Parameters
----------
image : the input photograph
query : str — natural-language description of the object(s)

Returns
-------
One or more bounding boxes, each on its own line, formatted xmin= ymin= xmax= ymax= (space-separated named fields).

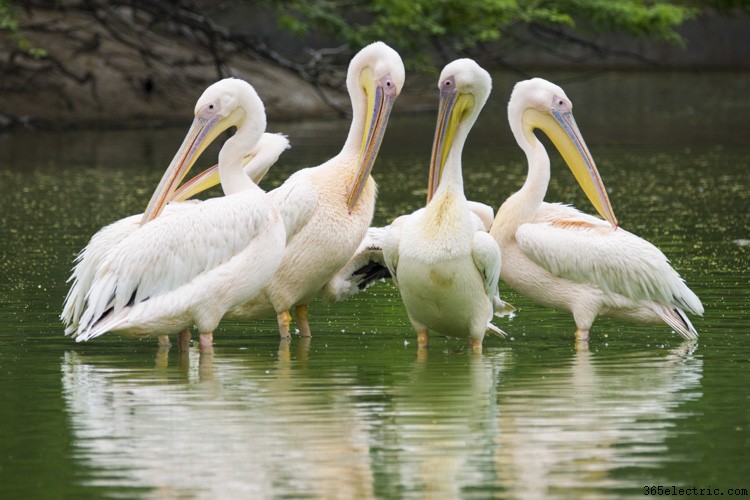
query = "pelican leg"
xmin=416 ymin=344 xmax=428 ymax=364
xmin=417 ymin=329 xmax=429 ymax=348
xmin=468 ymin=337 xmax=483 ymax=354
xmin=199 ymin=331 xmax=214 ymax=354
xmin=575 ymin=328 xmax=590 ymax=342
xmin=277 ymin=310 xmax=293 ymax=338
xmin=157 ymin=335 xmax=171 ymax=347
xmin=295 ymin=304 xmax=311 ymax=337
xmin=178 ymin=329 xmax=191 ymax=352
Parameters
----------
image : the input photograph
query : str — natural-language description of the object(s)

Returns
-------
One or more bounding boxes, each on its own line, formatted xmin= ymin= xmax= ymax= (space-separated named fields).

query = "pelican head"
xmin=345 ymin=41 xmax=405 ymax=212
xmin=509 ymin=78 xmax=618 ymax=227
xmin=428 ymin=58 xmax=492 ymax=202
xmin=141 ymin=78 xmax=265 ymax=223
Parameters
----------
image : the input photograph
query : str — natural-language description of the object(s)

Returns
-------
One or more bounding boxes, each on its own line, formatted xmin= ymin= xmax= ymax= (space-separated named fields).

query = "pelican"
xmin=174 ymin=41 xmax=404 ymax=338
xmin=380 ymin=59 xmax=507 ymax=352
xmin=489 ymin=77 xmax=703 ymax=341
xmin=61 ymin=78 xmax=287 ymax=351
xmin=61 ymin=131 xmax=289 ymax=348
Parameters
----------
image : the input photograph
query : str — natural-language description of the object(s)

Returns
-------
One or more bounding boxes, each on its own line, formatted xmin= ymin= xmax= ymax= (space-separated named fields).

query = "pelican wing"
xmin=268 ymin=170 xmax=319 ymax=241
xmin=468 ymin=201 xmax=494 ymax=231
xmin=321 ymin=226 xmax=390 ymax=303
xmin=61 ymin=213 xmax=141 ymax=334
xmin=472 ymin=230 xmax=514 ymax=329
xmin=471 ymin=231 xmax=501 ymax=298
xmin=61 ymin=202 xmax=202 ymax=334
xmin=245 ymin=133 xmax=291 ymax=185
xmin=516 ymin=203 xmax=703 ymax=314
xmin=382 ymin=214 xmax=408 ymax=288
xmin=77 ymin=194 xmax=272 ymax=333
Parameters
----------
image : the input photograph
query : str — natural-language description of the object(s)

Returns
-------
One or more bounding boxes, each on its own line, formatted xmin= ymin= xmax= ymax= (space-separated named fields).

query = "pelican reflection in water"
xmin=61 ymin=346 xmax=375 ymax=498
xmin=61 ymin=340 xmax=701 ymax=497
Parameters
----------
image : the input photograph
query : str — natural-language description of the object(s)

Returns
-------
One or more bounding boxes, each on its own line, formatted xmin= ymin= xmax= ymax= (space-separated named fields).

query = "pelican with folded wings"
xmin=489 ymin=78 xmax=703 ymax=341
xmin=62 ymin=78 xmax=286 ymax=351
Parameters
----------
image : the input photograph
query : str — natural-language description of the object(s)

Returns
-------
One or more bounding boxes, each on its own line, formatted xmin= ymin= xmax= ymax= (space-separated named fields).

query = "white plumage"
xmin=62 ymin=78 xmax=287 ymax=351
xmin=379 ymin=59 xmax=508 ymax=351
xmin=216 ymin=41 xmax=406 ymax=338
xmin=489 ymin=78 xmax=703 ymax=341
xmin=61 ymin=132 xmax=289 ymax=338
xmin=321 ymin=203 xmax=496 ymax=304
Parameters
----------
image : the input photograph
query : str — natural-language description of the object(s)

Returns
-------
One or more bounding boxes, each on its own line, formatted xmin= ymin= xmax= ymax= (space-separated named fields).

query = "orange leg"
xmin=417 ymin=329 xmax=429 ymax=348
xmin=468 ymin=337 xmax=483 ymax=354
xmin=277 ymin=310 xmax=292 ymax=338
xmin=295 ymin=304 xmax=311 ymax=337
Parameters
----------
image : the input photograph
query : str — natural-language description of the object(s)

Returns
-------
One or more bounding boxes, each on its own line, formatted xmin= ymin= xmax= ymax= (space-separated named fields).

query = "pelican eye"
xmin=440 ymin=76 xmax=456 ymax=93
xmin=378 ymin=73 xmax=398 ymax=97
xmin=197 ymin=100 xmax=222 ymax=120
xmin=551 ymin=95 xmax=570 ymax=113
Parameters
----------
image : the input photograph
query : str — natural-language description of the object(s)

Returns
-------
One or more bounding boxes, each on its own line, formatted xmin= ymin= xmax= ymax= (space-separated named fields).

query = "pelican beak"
xmin=346 ymin=71 xmax=398 ymax=212
xmin=525 ymin=108 xmax=618 ymax=227
xmin=428 ymin=83 xmax=474 ymax=203
xmin=141 ymin=107 xmax=244 ymax=224
xmin=170 ymin=148 xmax=261 ymax=203
xmin=169 ymin=163 xmax=221 ymax=203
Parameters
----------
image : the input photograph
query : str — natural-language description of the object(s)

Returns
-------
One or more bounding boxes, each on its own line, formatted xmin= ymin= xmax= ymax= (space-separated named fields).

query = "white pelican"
xmin=182 ymin=41 xmax=403 ymax=338
xmin=61 ymin=131 xmax=289 ymax=348
xmin=62 ymin=78 xmax=287 ymax=351
xmin=489 ymin=77 xmax=703 ymax=341
xmin=381 ymin=59 xmax=507 ymax=352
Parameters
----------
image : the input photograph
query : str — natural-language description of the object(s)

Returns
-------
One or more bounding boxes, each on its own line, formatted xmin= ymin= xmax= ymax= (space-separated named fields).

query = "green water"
xmin=1 ymin=71 xmax=748 ymax=498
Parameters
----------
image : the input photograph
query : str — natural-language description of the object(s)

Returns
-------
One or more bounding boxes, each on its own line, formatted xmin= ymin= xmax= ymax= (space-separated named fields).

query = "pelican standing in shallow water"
xmin=61 ymin=131 xmax=289 ymax=349
xmin=62 ymin=78 xmax=287 ymax=351
xmin=180 ymin=42 xmax=405 ymax=338
xmin=381 ymin=59 xmax=507 ymax=352
xmin=62 ymin=133 xmax=287 ymax=312
xmin=489 ymin=77 xmax=703 ymax=342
